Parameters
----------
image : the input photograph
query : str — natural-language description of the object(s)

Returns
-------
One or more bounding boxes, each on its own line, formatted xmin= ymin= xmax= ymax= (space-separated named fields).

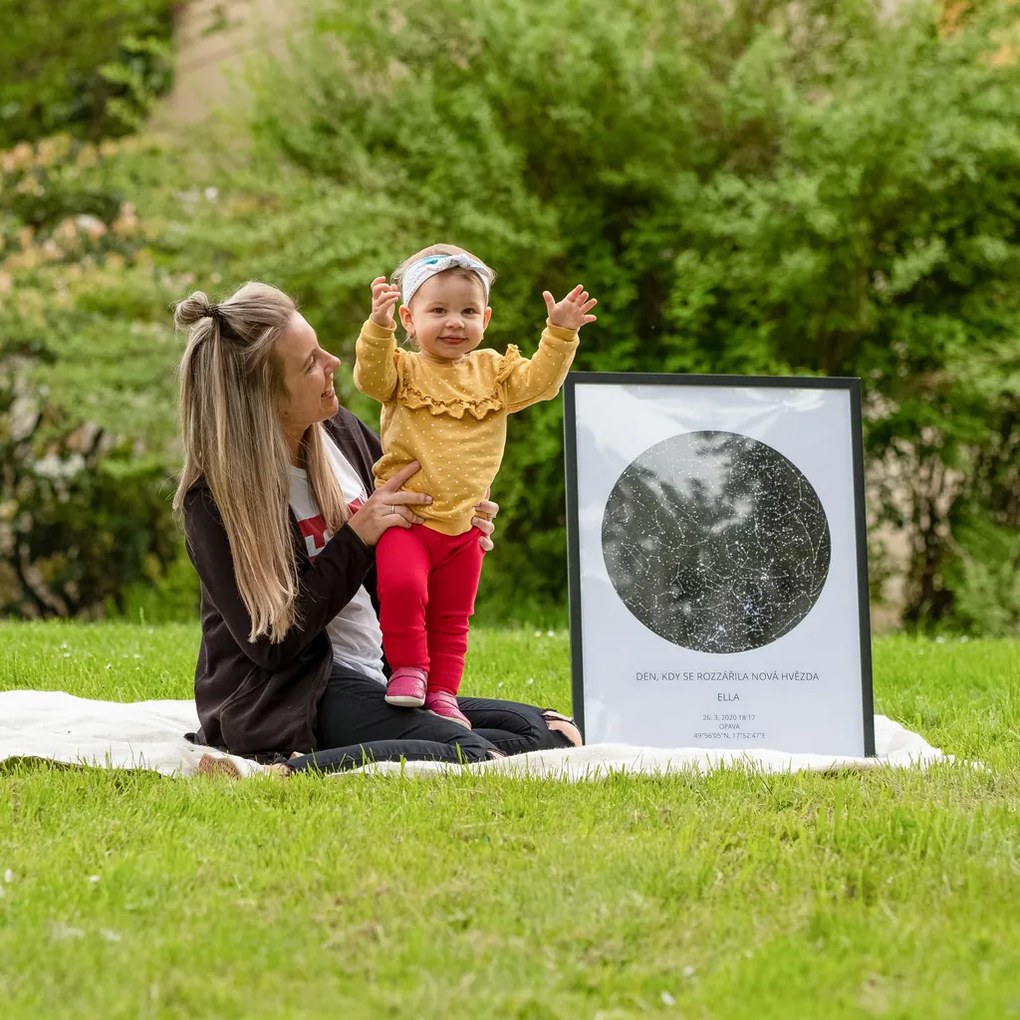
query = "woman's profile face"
xmin=275 ymin=312 xmax=341 ymax=433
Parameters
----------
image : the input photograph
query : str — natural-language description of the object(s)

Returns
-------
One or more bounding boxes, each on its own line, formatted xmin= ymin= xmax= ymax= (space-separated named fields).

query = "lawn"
xmin=1 ymin=622 xmax=1018 ymax=1019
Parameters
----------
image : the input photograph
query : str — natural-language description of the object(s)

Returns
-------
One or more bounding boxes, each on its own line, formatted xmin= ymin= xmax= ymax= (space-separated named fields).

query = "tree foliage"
xmin=2 ymin=0 xmax=1017 ymax=633
xmin=226 ymin=0 xmax=1019 ymax=629
xmin=0 ymin=135 xmax=188 ymax=617
xmin=0 ymin=0 xmax=175 ymax=146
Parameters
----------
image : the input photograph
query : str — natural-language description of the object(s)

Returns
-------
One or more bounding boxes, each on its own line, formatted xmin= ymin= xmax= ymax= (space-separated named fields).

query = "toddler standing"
xmin=353 ymin=243 xmax=597 ymax=727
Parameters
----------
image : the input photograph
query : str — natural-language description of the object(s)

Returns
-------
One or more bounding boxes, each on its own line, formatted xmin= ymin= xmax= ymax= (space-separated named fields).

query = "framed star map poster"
xmin=563 ymin=373 xmax=875 ymax=756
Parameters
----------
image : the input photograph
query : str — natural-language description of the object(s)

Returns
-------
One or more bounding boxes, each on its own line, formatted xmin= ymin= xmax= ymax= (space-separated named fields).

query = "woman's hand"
xmin=472 ymin=496 xmax=499 ymax=552
xmin=346 ymin=462 xmax=431 ymax=547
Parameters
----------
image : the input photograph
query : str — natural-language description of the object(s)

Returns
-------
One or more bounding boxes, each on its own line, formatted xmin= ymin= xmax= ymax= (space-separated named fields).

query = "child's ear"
xmin=398 ymin=303 xmax=415 ymax=336
xmin=483 ymin=307 xmax=492 ymax=330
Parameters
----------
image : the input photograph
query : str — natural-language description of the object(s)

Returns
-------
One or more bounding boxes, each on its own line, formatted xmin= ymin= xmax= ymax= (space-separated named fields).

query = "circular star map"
xmin=601 ymin=430 xmax=831 ymax=653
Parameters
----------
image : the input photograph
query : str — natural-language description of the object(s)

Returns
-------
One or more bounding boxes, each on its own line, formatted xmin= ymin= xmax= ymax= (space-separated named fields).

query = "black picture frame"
xmin=563 ymin=371 xmax=873 ymax=754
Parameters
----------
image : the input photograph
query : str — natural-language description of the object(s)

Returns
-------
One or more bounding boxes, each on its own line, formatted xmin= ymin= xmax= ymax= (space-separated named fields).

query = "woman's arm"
xmin=184 ymin=485 xmax=375 ymax=672
xmin=184 ymin=463 xmax=432 ymax=670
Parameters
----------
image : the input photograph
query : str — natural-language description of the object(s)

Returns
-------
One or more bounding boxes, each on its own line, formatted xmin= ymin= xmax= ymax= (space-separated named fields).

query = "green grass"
xmin=1 ymin=623 xmax=1018 ymax=1019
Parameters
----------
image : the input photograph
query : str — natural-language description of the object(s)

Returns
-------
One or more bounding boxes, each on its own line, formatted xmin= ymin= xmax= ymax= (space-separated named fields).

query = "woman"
xmin=173 ymin=281 xmax=580 ymax=774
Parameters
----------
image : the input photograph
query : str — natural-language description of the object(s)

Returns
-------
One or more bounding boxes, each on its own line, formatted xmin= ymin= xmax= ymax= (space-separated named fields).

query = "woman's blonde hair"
xmin=172 ymin=281 xmax=347 ymax=643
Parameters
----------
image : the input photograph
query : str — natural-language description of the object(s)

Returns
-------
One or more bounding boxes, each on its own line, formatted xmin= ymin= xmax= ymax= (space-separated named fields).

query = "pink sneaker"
xmin=385 ymin=667 xmax=428 ymax=707
xmin=425 ymin=691 xmax=473 ymax=729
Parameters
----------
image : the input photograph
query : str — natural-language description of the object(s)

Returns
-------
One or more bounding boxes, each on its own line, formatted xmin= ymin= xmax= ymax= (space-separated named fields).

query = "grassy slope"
xmin=0 ymin=622 xmax=1017 ymax=1019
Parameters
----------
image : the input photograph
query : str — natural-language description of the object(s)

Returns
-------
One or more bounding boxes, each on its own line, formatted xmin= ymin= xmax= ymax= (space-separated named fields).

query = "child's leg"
xmin=423 ymin=528 xmax=485 ymax=697
xmin=375 ymin=526 xmax=431 ymax=704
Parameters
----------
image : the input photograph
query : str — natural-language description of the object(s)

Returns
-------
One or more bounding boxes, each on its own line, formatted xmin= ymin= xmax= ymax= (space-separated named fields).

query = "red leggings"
xmin=375 ymin=524 xmax=485 ymax=695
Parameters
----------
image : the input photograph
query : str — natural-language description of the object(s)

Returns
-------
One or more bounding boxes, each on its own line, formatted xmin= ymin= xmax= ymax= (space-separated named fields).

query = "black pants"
xmin=285 ymin=665 xmax=574 ymax=774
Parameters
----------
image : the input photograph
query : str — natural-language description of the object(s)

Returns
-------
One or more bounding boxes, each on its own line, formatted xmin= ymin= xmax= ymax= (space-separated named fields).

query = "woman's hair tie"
xmin=208 ymin=303 xmax=241 ymax=342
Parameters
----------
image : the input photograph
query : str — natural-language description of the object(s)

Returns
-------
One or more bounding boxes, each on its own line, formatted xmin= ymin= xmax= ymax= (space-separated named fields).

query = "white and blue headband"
xmin=400 ymin=253 xmax=492 ymax=306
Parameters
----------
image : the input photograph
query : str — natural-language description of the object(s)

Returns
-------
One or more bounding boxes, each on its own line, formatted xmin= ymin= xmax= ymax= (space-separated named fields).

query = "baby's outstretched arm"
xmin=500 ymin=287 xmax=594 ymax=412
xmin=354 ymin=276 xmax=402 ymax=402
xmin=542 ymin=284 xmax=598 ymax=331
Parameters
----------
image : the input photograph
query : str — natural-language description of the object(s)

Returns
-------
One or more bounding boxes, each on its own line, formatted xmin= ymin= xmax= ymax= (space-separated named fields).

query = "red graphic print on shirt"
xmin=297 ymin=514 xmax=329 ymax=562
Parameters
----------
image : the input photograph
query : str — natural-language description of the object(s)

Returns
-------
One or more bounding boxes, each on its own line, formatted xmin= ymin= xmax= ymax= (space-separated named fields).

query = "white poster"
xmin=563 ymin=373 xmax=875 ymax=756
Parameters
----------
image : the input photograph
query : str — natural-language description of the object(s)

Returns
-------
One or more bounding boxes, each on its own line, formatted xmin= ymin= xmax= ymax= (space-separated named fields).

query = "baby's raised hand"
xmin=543 ymin=285 xmax=598 ymax=332
xmin=370 ymin=276 xmax=401 ymax=328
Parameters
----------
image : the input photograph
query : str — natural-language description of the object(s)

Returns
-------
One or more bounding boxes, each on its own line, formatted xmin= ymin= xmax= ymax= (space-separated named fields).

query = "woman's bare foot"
xmin=197 ymin=753 xmax=242 ymax=779
xmin=542 ymin=711 xmax=582 ymax=747
xmin=197 ymin=753 xmax=291 ymax=778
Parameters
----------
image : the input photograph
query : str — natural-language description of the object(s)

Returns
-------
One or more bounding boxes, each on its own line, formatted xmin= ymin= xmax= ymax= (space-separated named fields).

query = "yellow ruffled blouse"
xmin=353 ymin=318 xmax=580 ymax=535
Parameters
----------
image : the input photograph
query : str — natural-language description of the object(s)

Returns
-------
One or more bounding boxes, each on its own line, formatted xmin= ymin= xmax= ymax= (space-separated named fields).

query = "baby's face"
xmin=399 ymin=271 xmax=492 ymax=365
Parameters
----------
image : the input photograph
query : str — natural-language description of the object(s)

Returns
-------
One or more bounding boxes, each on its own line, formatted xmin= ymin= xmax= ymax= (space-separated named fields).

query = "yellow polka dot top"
xmin=354 ymin=319 xmax=580 ymax=536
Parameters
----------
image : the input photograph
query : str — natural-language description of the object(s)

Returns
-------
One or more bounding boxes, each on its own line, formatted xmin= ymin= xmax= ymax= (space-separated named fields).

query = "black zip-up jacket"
xmin=183 ymin=407 xmax=382 ymax=756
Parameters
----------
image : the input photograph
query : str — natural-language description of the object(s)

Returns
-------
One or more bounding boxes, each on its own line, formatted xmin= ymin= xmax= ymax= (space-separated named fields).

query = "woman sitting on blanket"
xmin=172 ymin=281 xmax=581 ymax=775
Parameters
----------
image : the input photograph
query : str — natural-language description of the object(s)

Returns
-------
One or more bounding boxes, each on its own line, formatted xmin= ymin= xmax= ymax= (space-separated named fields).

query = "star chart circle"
xmin=601 ymin=430 xmax=831 ymax=653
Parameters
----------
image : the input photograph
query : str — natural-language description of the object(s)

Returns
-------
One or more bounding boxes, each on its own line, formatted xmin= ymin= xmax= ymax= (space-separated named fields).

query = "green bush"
xmin=3 ymin=0 xmax=1018 ymax=634
xmin=117 ymin=539 xmax=201 ymax=624
xmin=0 ymin=0 xmax=175 ymax=145
xmin=225 ymin=0 xmax=1019 ymax=630
xmin=0 ymin=135 xmax=186 ymax=619
xmin=944 ymin=518 xmax=1020 ymax=635
xmin=0 ymin=443 xmax=179 ymax=619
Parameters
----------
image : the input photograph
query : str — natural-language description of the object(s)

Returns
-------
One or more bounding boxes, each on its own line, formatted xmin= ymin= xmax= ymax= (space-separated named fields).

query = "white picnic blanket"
xmin=0 ymin=689 xmax=954 ymax=779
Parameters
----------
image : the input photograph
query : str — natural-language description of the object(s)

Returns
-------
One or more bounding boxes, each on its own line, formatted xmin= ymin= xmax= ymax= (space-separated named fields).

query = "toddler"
xmin=353 ymin=243 xmax=597 ymax=727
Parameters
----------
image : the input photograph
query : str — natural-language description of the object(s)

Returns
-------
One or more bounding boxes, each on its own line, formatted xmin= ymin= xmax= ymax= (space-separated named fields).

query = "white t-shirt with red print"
xmin=287 ymin=439 xmax=386 ymax=685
